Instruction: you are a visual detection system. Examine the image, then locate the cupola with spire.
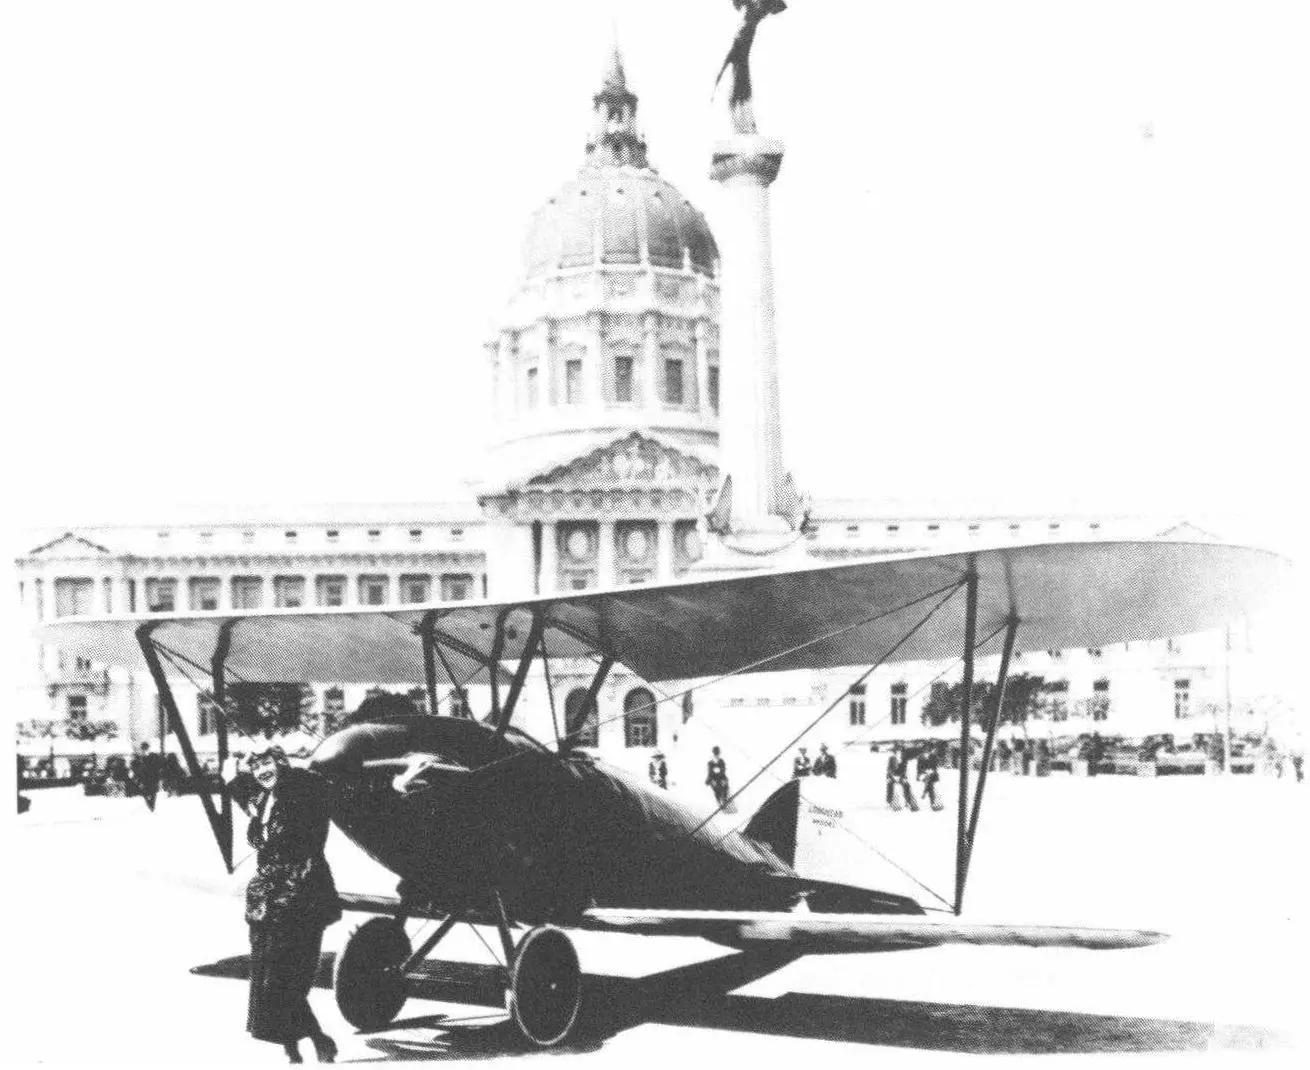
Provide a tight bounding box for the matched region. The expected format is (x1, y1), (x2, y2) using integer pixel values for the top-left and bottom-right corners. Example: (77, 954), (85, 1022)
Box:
(586, 45), (648, 168)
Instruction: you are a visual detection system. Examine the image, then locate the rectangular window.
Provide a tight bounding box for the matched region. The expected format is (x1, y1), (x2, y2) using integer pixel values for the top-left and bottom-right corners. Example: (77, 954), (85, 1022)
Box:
(316, 575), (346, 608)
(1091, 679), (1110, 722)
(145, 579), (177, 613)
(197, 695), (218, 735)
(1173, 678), (1191, 720)
(231, 576), (264, 610)
(664, 358), (684, 405)
(188, 578), (220, 611)
(1045, 680), (1070, 721)
(526, 366), (540, 408)
(367, 529), (381, 543)
(400, 574), (431, 604)
(409, 528), (423, 543)
(708, 366), (720, 414)
(890, 682), (908, 726)
(67, 694), (88, 722)
(326, 530), (340, 544)
(54, 578), (95, 618)
(440, 574), (473, 601)
(358, 575), (389, 606)
(614, 355), (634, 403)
(155, 694), (173, 738)
(565, 359), (582, 404)
(273, 576), (305, 608)
(284, 530), (298, 544)
(199, 531), (213, 545)
(849, 683), (866, 726)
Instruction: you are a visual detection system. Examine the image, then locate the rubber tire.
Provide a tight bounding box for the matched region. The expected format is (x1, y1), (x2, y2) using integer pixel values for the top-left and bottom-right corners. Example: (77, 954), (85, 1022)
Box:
(506, 926), (583, 1047)
(333, 917), (410, 1031)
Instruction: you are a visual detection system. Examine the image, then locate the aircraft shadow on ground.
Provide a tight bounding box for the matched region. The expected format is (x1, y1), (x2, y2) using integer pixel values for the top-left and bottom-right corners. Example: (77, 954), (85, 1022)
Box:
(191, 950), (1283, 1058)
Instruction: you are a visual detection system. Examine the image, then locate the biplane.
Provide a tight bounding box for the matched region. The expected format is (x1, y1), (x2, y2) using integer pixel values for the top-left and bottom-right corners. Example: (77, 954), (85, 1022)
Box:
(41, 539), (1287, 1046)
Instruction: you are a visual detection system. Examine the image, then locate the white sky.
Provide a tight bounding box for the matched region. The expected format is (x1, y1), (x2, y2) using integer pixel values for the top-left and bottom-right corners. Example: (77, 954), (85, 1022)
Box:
(2, 1), (1307, 558)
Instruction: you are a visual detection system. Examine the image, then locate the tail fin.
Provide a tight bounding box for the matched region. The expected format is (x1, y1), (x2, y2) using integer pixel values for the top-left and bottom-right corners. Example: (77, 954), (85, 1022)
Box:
(743, 779), (800, 867)
(744, 778), (923, 912)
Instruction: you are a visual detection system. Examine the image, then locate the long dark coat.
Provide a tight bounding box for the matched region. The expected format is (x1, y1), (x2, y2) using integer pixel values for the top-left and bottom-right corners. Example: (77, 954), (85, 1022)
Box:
(237, 767), (342, 1044)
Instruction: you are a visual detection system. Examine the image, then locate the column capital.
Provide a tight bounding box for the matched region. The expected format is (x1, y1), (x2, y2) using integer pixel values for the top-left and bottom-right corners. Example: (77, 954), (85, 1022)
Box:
(710, 137), (784, 185)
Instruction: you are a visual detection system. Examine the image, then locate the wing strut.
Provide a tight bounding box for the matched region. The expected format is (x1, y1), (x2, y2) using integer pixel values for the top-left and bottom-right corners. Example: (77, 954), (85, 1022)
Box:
(953, 565), (979, 916)
(209, 618), (237, 870)
(488, 610), (508, 724)
(495, 610), (546, 735)
(563, 655), (613, 753)
(962, 613), (1019, 897)
(418, 611), (440, 715)
(137, 623), (233, 873)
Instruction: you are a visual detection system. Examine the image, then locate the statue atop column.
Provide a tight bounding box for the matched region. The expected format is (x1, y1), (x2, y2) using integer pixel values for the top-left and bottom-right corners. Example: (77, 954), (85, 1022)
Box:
(714, 0), (788, 135)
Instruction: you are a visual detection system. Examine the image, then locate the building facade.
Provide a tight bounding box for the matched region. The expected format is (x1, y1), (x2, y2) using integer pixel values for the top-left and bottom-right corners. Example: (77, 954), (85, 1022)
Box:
(13, 51), (1284, 779)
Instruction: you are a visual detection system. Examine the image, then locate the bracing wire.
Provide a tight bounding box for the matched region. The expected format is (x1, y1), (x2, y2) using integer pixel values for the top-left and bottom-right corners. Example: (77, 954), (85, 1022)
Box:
(469, 576), (970, 778)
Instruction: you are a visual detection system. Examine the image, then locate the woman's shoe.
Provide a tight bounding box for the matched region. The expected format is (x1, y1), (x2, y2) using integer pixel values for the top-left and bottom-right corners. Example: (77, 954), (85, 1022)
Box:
(311, 1033), (337, 1064)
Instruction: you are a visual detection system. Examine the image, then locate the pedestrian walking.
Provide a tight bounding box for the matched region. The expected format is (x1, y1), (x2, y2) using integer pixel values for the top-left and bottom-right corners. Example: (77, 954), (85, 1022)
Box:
(706, 746), (730, 806)
(131, 742), (162, 812)
(919, 748), (943, 811)
(648, 751), (668, 790)
(812, 743), (837, 778)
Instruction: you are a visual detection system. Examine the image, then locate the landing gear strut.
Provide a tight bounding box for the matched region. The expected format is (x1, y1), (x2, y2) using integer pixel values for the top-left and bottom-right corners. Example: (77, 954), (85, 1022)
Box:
(506, 926), (583, 1047)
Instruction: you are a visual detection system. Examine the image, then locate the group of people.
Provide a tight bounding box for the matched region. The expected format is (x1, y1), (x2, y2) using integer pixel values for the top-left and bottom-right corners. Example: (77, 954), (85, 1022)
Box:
(791, 743), (837, 779)
(883, 743), (944, 812)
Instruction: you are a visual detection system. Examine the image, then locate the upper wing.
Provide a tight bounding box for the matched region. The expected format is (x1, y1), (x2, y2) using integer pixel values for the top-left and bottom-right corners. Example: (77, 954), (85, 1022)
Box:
(37, 539), (1288, 684)
(580, 908), (1165, 952)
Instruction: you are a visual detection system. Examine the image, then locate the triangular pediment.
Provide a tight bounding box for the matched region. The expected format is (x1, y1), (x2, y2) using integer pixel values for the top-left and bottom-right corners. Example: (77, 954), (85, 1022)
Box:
(526, 432), (717, 490)
(1155, 521), (1223, 542)
(27, 531), (114, 558)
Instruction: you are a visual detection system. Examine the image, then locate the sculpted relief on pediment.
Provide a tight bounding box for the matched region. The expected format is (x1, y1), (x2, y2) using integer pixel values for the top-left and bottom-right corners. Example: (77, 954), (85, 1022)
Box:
(528, 434), (717, 491)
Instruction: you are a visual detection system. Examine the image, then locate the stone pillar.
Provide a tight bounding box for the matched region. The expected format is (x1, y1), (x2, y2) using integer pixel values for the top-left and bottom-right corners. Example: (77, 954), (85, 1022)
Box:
(712, 137), (785, 522)
(656, 519), (676, 583)
(701, 135), (799, 562)
(585, 312), (603, 408)
(694, 320), (711, 419)
(597, 521), (615, 590)
(642, 312), (661, 409)
(539, 521), (557, 595)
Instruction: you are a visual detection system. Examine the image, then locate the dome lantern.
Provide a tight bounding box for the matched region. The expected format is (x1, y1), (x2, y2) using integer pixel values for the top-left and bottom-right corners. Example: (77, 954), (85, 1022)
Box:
(586, 44), (647, 170)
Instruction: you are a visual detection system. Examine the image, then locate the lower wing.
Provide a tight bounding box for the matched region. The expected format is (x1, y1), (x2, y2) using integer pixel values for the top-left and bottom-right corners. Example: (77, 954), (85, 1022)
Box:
(337, 895), (1164, 952)
(579, 909), (1165, 952)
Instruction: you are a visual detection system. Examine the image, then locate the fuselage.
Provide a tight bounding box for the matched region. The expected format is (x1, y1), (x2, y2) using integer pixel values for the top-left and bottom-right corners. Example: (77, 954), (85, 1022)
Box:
(310, 715), (919, 925)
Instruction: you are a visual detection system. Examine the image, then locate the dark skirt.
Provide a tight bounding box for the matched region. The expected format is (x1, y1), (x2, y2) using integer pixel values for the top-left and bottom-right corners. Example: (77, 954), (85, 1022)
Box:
(247, 922), (326, 1044)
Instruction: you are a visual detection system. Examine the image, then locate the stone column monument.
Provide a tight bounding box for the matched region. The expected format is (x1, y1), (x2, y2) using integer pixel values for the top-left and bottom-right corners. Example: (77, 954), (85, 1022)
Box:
(697, 1), (809, 571)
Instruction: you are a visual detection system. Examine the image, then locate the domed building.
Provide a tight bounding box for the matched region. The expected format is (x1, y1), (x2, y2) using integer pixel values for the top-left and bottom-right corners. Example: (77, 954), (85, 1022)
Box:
(477, 48), (722, 597)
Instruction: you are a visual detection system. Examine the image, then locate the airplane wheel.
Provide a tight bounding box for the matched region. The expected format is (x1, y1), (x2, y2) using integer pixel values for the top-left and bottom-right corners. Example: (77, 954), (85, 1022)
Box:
(506, 925), (582, 1047)
(334, 917), (409, 1031)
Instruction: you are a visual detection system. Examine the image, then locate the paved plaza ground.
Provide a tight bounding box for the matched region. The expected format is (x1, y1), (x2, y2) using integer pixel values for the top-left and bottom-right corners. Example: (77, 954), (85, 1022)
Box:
(8, 771), (1309, 1066)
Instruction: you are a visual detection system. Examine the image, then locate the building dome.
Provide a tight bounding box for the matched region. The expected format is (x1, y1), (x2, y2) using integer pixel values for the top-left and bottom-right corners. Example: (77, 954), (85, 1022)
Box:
(481, 44), (722, 500)
(523, 168), (718, 279)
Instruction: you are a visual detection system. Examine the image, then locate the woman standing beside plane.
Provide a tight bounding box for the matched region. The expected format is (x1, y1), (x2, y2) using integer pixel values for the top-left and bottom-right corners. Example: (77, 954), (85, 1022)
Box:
(228, 746), (341, 1064)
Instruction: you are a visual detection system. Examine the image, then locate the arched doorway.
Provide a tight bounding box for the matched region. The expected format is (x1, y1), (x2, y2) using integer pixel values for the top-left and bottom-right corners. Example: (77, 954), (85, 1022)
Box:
(564, 688), (598, 747)
(624, 687), (657, 748)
